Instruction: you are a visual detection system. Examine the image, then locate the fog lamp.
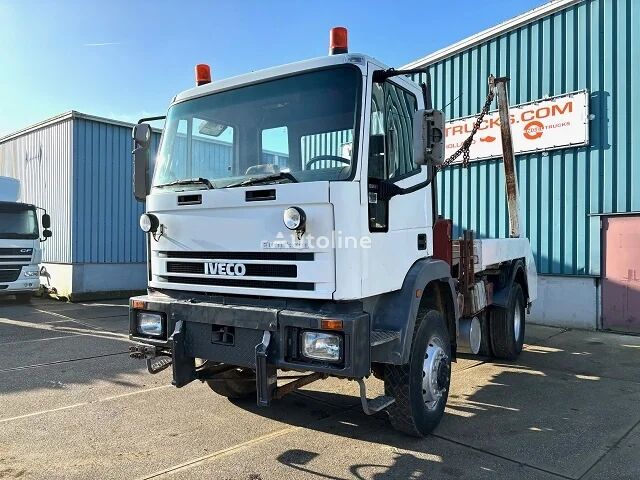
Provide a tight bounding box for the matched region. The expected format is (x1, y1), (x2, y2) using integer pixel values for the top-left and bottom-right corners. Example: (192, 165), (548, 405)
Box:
(137, 312), (164, 337)
(139, 213), (159, 233)
(301, 331), (342, 362)
(283, 206), (306, 231)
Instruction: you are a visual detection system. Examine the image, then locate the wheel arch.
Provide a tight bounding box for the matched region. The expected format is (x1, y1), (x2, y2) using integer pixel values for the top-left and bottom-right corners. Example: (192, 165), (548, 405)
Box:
(492, 258), (530, 308)
(366, 258), (459, 365)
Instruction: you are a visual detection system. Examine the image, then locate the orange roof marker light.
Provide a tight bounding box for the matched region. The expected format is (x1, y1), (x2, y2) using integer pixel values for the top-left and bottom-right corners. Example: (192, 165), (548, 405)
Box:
(329, 27), (348, 55)
(195, 64), (212, 86)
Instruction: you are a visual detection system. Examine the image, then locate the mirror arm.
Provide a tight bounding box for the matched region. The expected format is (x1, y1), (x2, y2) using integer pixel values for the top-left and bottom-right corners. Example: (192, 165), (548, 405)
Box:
(373, 67), (429, 83)
(137, 115), (166, 124)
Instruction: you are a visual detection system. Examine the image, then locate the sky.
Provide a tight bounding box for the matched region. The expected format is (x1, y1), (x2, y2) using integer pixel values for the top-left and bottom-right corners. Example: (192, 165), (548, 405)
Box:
(0, 0), (546, 137)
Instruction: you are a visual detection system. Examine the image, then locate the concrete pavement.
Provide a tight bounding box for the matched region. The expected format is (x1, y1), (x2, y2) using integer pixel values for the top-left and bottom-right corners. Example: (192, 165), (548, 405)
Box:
(0, 297), (638, 479)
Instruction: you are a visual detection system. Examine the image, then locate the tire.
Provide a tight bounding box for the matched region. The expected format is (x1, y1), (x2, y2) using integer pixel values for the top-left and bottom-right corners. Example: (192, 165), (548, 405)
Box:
(477, 311), (493, 357)
(489, 283), (525, 360)
(206, 368), (256, 400)
(384, 308), (452, 437)
(14, 293), (32, 304)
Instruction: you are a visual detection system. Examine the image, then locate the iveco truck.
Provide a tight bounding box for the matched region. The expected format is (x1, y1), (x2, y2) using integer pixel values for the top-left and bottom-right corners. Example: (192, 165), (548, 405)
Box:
(0, 177), (52, 302)
(128, 28), (537, 436)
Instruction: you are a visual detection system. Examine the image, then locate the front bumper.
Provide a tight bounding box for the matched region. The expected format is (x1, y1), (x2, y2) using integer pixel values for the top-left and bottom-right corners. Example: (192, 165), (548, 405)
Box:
(0, 272), (40, 295)
(129, 292), (370, 404)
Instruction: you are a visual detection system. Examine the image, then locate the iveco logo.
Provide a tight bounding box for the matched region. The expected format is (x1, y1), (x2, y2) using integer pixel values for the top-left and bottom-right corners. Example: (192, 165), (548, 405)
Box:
(204, 262), (246, 276)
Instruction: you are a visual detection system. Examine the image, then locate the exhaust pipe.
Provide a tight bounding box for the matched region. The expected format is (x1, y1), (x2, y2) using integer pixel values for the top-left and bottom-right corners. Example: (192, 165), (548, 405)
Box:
(457, 316), (481, 355)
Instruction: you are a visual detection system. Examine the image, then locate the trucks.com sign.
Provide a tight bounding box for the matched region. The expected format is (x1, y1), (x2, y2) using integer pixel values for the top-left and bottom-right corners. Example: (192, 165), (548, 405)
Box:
(444, 90), (589, 163)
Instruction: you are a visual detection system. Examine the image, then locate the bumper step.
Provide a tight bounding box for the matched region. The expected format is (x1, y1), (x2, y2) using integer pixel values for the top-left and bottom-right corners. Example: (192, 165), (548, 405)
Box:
(356, 378), (395, 415)
(147, 357), (172, 374)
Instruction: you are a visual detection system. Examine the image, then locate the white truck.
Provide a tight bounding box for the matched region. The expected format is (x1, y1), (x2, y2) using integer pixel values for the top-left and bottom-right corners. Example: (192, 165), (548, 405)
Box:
(0, 177), (52, 302)
(128, 28), (537, 436)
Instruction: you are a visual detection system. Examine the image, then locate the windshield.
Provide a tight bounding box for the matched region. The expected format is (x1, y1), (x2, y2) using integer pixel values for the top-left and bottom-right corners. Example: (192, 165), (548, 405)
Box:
(0, 203), (38, 239)
(153, 65), (362, 189)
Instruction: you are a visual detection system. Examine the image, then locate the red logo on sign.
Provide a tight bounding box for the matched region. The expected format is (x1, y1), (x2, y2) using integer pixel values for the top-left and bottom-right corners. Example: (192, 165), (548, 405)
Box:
(523, 121), (544, 140)
(479, 135), (496, 143)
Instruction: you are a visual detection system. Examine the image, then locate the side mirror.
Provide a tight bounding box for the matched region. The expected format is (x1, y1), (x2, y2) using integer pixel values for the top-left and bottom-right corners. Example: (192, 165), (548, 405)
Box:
(132, 123), (152, 202)
(133, 123), (151, 147)
(42, 229), (52, 239)
(41, 213), (51, 229)
(413, 109), (445, 166)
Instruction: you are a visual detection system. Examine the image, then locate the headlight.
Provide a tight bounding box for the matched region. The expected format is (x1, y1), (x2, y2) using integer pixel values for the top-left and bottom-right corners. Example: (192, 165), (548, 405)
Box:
(23, 271), (39, 277)
(137, 312), (164, 337)
(283, 206), (306, 231)
(301, 331), (342, 362)
(139, 213), (159, 233)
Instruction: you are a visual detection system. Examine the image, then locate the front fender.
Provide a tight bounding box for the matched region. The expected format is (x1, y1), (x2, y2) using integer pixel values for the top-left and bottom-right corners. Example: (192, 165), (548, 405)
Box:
(364, 258), (457, 365)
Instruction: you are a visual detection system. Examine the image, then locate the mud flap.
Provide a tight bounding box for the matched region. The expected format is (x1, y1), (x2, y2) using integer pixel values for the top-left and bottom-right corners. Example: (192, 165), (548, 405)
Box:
(255, 331), (277, 407)
(170, 320), (196, 388)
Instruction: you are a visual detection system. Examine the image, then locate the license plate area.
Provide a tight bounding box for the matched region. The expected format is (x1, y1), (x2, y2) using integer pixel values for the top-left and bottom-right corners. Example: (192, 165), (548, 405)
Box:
(185, 322), (264, 368)
(211, 325), (235, 345)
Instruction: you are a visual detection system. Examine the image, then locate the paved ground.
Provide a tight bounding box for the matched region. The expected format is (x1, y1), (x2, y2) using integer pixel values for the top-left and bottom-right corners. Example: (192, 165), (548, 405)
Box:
(0, 297), (639, 480)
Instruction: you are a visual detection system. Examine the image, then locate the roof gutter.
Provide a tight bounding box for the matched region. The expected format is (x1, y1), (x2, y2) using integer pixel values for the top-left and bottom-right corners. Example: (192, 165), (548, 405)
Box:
(402, 0), (583, 69)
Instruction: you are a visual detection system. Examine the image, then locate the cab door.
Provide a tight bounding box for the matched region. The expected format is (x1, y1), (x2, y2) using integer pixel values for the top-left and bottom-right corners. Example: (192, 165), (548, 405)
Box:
(361, 71), (433, 298)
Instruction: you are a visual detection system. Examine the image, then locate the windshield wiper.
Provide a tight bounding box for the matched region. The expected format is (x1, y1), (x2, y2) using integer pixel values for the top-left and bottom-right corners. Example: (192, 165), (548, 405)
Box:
(155, 177), (214, 190)
(224, 172), (298, 188)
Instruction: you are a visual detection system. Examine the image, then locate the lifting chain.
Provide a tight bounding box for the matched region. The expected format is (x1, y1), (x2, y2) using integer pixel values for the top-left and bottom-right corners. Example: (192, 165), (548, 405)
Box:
(437, 75), (496, 170)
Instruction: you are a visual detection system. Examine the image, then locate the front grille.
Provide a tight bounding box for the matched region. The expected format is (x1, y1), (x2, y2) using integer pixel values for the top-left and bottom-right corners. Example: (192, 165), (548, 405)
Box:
(0, 266), (21, 282)
(0, 248), (33, 256)
(166, 261), (297, 278)
(0, 258), (31, 263)
(159, 251), (314, 261)
(162, 275), (314, 291)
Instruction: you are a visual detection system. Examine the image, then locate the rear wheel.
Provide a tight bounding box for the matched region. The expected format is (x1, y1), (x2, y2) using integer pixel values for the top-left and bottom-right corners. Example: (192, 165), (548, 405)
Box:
(489, 283), (526, 360)
(206, 367), (256, 399)
(384, 309), (451, 437)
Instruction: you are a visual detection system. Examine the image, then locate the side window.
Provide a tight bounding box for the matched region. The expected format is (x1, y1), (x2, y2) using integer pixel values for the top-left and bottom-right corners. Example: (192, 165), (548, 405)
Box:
(384, 83), (418, 179)
(367, 81), (418, 232)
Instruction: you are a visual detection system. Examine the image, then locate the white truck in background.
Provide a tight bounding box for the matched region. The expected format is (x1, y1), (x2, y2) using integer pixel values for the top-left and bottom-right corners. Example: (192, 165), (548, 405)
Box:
(0, 176), (52, 302)
(128, 28), (537, 436)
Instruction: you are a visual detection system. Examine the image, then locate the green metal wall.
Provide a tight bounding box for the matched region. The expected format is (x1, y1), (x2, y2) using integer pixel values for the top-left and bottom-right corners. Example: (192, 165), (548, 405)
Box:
(414, 0), (639, 276)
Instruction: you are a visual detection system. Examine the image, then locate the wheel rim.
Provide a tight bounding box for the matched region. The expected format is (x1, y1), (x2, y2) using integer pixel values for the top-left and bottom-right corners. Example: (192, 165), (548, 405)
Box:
(422, 336), (450, 410)
(513, 303), (522, 342)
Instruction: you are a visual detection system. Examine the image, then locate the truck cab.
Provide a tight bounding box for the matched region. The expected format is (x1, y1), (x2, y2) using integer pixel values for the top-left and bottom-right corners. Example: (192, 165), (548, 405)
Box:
(129, 29), (536, 436)
(0, 177), (52, 302)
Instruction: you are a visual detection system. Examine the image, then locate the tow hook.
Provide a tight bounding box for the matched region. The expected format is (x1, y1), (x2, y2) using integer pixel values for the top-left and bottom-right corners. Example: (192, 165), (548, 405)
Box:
(128, 344), (173, 374)
(128, 344), (157, 360)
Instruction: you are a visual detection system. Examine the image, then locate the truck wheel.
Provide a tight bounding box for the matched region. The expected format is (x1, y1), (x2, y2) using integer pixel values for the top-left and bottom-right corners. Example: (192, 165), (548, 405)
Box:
(384, 308), (451, 437)
(477, 312), (493, 357)
(14, 293), (32, 303)
(206, 368), (256, 399)
(489, 283), (525, 360)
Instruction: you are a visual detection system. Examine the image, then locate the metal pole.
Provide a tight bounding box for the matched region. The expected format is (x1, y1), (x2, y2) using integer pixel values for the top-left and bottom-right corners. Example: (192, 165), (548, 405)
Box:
(493, 76), (521, 238)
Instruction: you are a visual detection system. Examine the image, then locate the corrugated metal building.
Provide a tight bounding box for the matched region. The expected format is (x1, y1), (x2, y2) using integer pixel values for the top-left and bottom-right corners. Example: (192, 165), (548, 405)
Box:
(406, 0), (639, 329)
(0, 111), (288, 299)
(0, 112), (153, 298)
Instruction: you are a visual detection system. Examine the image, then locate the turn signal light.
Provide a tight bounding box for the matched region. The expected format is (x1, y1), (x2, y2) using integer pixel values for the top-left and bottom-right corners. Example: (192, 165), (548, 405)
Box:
(321, 319), (343, 330)
(132, 299), (145, 309)
(195, 64), (211, 86)
(329, 27), (348, 55)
